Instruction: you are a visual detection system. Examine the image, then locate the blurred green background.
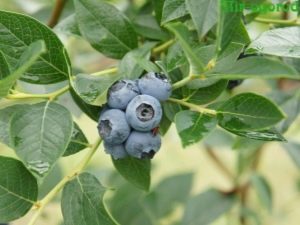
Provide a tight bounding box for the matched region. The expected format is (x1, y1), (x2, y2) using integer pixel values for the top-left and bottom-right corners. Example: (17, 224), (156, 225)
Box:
(0, 0), (300, 225)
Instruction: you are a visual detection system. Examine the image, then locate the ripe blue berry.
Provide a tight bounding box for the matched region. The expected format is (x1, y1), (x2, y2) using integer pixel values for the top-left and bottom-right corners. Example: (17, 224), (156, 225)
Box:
(104, 142), (128, 160)
(126, 95), (162, 131)
(98, 109), (130, 144)
(125, 131), (161, 159)
(138, 72), (172, 101)
(107, 79), (140, 109)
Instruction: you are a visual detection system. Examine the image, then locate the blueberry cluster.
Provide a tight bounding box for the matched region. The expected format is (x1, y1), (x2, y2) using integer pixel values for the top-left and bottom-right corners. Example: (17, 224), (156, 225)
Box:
(98, 72), (172, 160)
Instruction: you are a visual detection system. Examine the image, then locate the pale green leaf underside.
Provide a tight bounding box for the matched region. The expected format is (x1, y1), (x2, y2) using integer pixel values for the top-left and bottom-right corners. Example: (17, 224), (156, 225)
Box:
(175, 110), (217, 147)
(247, 26), (300, 58)
(61, 173), (116, 225)
(182, 188), (236, 225)
(10, 101), (73, 177)
(208, 57), (300, 80)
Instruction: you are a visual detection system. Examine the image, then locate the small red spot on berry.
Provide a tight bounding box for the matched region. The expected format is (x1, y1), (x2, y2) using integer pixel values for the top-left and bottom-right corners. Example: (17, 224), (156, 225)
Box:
(152, 127), (160, 136)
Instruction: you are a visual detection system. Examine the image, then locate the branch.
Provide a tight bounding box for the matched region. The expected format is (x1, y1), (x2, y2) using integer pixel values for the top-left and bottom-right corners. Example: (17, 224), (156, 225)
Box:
(168, 98), (217, 115)
(205, 145), (235, 182)
(48, 0), (67, 28)
(6, 85), (70, 100)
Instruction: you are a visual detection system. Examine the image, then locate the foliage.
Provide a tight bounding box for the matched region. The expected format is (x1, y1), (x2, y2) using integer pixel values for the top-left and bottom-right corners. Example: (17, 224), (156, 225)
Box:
(0, 0), (300, 224)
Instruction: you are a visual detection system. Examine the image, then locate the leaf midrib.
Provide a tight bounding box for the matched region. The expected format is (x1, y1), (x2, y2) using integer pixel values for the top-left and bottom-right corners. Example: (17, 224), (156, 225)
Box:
(38, 101), (50, 156)
(217, 110), (281, 120)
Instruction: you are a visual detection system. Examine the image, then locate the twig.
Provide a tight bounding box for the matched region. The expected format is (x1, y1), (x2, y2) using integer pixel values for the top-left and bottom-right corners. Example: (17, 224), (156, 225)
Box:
(48, 0), (67, 28)
(205, 145), (235, 182)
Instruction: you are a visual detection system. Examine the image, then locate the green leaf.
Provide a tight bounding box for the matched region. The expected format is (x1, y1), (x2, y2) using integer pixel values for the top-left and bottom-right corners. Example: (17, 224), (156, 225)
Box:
(144, 173), (193, 218)
(0, 51), (10, 79)
(112, 157), (151, 191)
(217, 93), (285, 131)
(61, 173), (116, 225)
(63, 122), (89, 157)
(216, 0), (243, 54)
(166, 42), (187, 72)
(71, 73), (120, 106)
(175, 110), (217, 147)
(282, 142), (300, 169)
(107, 174), (151, 225)
(208, 57), (300, 80)
(251, 174), (272, 212)
(224, 128), (286, 142)
(246, 27), (300, 58)
(152, 0), (165, 23)
(161, 0), (188, 24)
(0, 104), (24, 147)
(183, 80), (228, 105)
(119, 42), (157, 79)
(182, 188), (236, 225)
(232, 20), (250, 46)
(186, 0), (218, 38)
(214, 42), (244, 71)
(0, 41), (46, 98)
(133, 15), (169, 41)
(159, 113), (172, 136)
(10, 102), (73, 177)
(165, 22), (205, 74)
(275, 91), (300, 133)
(73, 0), (138, 59)
(0, 11), (70, 84)
(163, 101), (187, 122)
(0, 156), (38, 222)
(70, 87), (101, 122)
(54, 14), (80, 36)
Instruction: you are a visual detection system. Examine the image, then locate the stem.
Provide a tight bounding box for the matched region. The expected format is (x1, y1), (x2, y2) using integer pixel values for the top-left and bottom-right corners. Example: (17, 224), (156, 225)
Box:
(6, 85), (70, 101)
(254, 17), (300, 26)
(172, 76), (193, 90)
(28, 138), (102, 225)
(168, 98), (217, 115)
(152, 39), (175, 54)
(48, 0), (67, 28)
(205, 145), (235, 182)
(91, 67), (118, 76)
(238, 147), (263, 225)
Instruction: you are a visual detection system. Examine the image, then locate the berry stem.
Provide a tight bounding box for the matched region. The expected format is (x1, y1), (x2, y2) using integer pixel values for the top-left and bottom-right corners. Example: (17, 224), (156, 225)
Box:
(28, 138), (102, 225)
(168, 98), (217, 115)
(171, 76), (192, 90)
(6, 85), (70, 101)
(254, 17), (300, 26)
(152, 39), (175, 54)
(91, 67), (118, 76)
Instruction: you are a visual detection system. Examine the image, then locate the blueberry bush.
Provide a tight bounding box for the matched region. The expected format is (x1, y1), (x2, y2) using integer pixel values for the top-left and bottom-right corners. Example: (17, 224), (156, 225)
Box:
(0, 0), (300, 224)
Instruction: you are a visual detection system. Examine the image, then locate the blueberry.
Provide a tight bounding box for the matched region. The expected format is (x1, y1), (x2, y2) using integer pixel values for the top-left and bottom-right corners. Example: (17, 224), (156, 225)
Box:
(107, 79), (140, 109)
(98, 109), (130, 144)
(138, 72), (172, 101)
(125, 131), (161, 159)
(104, 142), (128, 160)
(126, 95), (162, 131)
